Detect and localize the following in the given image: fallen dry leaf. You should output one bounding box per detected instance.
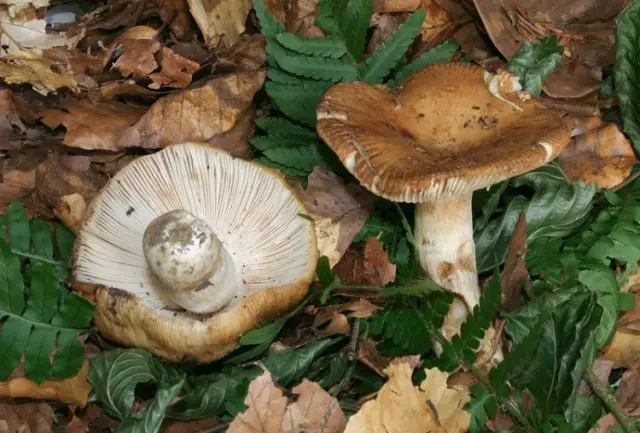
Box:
[311,298,380,339]
[228,370,346,433]
[0,169,36,212]
[282,379,347,433]
[187,0,252,48]
[119,70,266,157]
[373,0,421,12]
[333,237,396,286]
[472,0,628,99]
[0,402,53,433]
[296,168,374,268]
[159,0,197,41]
[98,79,170,100]
[0,48,78,95]
[600,331,640,369]
[114,39,161,79]
[54,193,87,233]
[558,123,638,189]
[149,47,200,89]
[42,48,102,77]
[41,100,144,151]
[265,0,323,36]
[616,368,640,411]
[419,0,453,44]
[344,363,471,433]
[161,417,220,433]
[0,88,26,145]
[0,360,92,405]
[214,34,266,73]
[501,211,528,312]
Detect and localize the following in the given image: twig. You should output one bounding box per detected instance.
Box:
[584,368,639,433]
[612,169,640,192]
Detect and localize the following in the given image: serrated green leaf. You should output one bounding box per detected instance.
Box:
[255,117,317,140]
[276,33,347,58]
[359,10,426,84]
[390,40,459,86]
[266,80,331,126]
[341,0,372,61]
[0,239,24,315]
[0,316,30,380]
[268,41,358,81]
[252,0,285,38]
[263,338,340,387]
[262,145,326,174]
[24,326,56,384]
[506,35,563,95]
[52,330,85,378]
[315,0,344,35]
[504,290,602,414]
[55,224,75,263]
[475,163,596,273]
[24,262,58,323]
[615,0,640,150]
[465,384,497,433]
[30,220,53,260]
[250,135,308,151]
[239,316,288,346]
[7,201,29,255]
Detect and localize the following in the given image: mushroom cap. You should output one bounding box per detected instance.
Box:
[316,63,571,203]
[71,143,317,362]
[143,209,221,294]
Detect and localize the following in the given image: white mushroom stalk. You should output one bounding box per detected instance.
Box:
[143,209,242,314]
[414,194,480,319]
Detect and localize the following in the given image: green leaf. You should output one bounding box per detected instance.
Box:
[465,384,497,433]
[265,80,331,126]
[239,316,288,346]
[340,0,373,61]
[0,207,93,384]
[506,35,563,95]
[315,0,346,36]
[579,268,619,347]
[267,41,358,81]
[262,144,329,174]
[359,10,426,84]
[254,157,309,177]
[90,348,185,433]
[255,117,318,140]
[390,40,460,86]
[615,0,640,150]
[263,338,340,387]
[504,289,603,414]
[252,0,285,38]
[475,163,597,273]
[276,33,347,58]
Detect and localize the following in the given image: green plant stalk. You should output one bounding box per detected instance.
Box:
[585,368,639,433]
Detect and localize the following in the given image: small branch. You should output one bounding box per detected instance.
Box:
[585,368,639,433]
[612,170,640,192]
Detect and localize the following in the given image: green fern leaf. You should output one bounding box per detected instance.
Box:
[255,117,318,140]
[266,80,332,126]
[254,157,308,176]
[341,0,373,61]
[465,384,498,433]
[276,33,347,58]
[0,201,95,384]
[390,40,459,86]
[250,135,315,151]
[315,0,344,35]
[359,9,426,84]
[616,0,640,150]
[252,0,285,38]
[267,40,358,81]
[262,145,327,173]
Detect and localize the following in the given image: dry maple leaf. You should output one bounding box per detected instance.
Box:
[0,360,92,405]
[228,370,346,433]
[149,46,200,89]
[118,70,266,157]
[41,100,144,151]
[558,122,638,189]
[187,0,252,48]
[0,48,78,95]
[344,363,471,433]
[0,402,53,433]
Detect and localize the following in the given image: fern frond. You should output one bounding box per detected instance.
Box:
[276,33,347,58]
[262,145,328,173]
[252,0,285,38]
[255,117,318,140]
[341,0,373,61]
[250,136,307,151]
[267,40,358,81]
[315,0,344,36]
[265,81,332,126]
[254,157,309,177]
[359,9,426,84]
[390,40,460,86]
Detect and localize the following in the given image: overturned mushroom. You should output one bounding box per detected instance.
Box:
[71,143,317,362]
[316,63,571,333]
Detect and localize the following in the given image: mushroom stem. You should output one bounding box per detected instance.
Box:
[414,193,481,312]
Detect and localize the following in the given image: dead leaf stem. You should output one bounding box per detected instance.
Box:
[585,368,640,433]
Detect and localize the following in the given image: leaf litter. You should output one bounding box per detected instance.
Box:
[1,0,640,433]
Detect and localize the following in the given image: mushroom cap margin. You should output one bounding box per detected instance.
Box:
[316,63,572,203]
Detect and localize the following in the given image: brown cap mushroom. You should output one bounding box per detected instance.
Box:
[316,63,570,327]
[71,143,317,362]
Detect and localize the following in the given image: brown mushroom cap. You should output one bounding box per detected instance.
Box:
[316,63,571,203]
[71,143,317,363]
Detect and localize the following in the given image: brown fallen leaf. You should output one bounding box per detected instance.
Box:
[98,79,170,100]
[558,123,638,189]
[214,34,266,73]
[600,331,640,369]
[54,193,87,233]
[114,39,161,79]
[311,299,380,339]
[161,417,220,433]
[501,211,528,312]
[0,49,78,95]
[419,0,453,44]
[616,368,640,412]
[0,360,92,405]
[187,0,252,48]
[368,13,408,54]
[0,402,53,433]
[265,0,323,36]
[472,0,628,99]
[228,370,346,433]
[41,100,144,151]
[0,169,36,213]
[42,48,103,77]
[333,237,397,286]
[119,70,266,157]
[0,88,26,146]
[149,47,200,89]
[282,379,347,433]
[159,0,197,41]
[373,0,421,12]
[296,167,375,267]
[344,363,471,433]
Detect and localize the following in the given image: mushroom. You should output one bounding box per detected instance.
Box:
[316,63,571,333]
[71,143,317,362]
